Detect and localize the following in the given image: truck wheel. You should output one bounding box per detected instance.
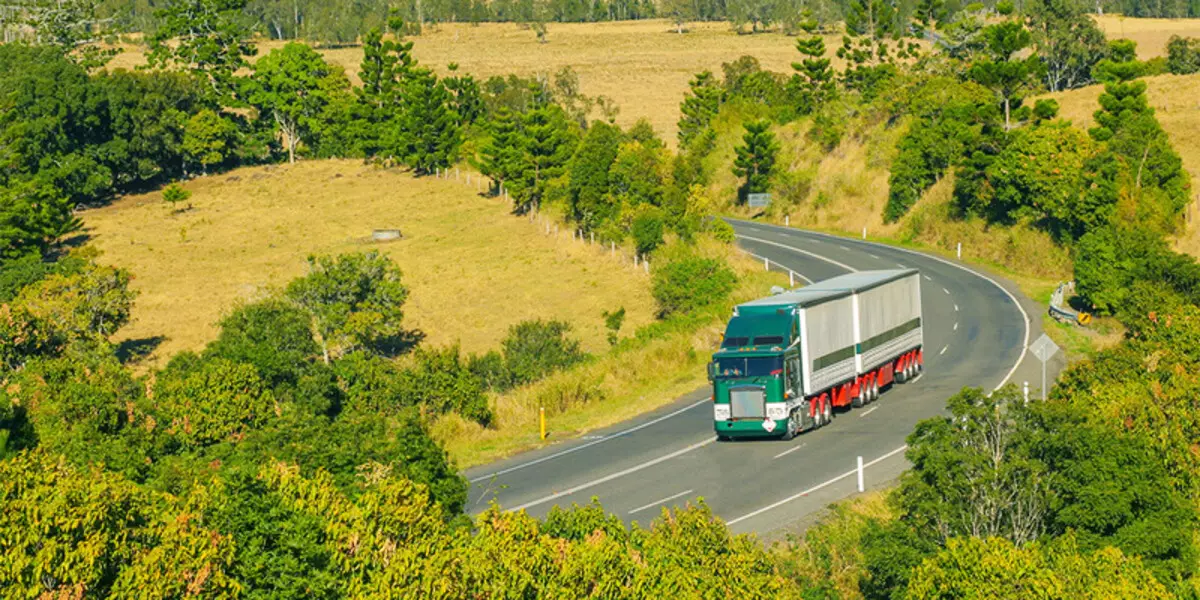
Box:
[782,411,798,441]
[870,380,880,402]
[852,393,864,409]
[823,399,833,424]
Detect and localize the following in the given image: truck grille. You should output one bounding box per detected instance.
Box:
[730,387,765,419]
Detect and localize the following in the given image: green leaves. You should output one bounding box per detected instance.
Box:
[651,253,737,319]
[245,43,352,163]
[732,119,779,202]
[155,356,276,449]
[146,0,256,105]
[285,252,410,363]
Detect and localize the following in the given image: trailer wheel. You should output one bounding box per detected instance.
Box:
[870,380,880,402]
[852,391,864,409]
[822,398,833,425]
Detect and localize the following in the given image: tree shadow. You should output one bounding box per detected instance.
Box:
[116,336,166,365]
[370,329,426,358]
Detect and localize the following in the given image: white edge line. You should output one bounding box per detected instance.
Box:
[628,489,696,515]
[942,287,950,294]
[954,322,959,331]
[923,275,932,281]
[940,346,948,355]
[737,234,859,273]
[468,398,708,483]
[731,220,1031,392]
[772,442,807,460]
[954,304,959,311]
[858,406,878,418]
[727,445,908,526]
[508,437,717,512]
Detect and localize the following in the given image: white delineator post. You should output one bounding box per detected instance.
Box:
[857,456,864,492]
[956,242,962,259]
[789,271,795,287]
[785,215,790,227]
[1023,381,1030,403]
[643,259,649,274]
[764,257,769,271]
[862,227,867,240]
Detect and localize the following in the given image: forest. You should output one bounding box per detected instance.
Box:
[2,0,1200,595]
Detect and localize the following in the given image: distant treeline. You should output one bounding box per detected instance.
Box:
[90,0,1200,44]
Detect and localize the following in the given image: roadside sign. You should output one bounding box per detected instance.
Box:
[1030,333,1059,363]
[1028,333,1059,400]
[748,193,772,208]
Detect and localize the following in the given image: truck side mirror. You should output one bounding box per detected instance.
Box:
[707,361,716,382]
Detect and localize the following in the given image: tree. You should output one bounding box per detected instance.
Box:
[285,252,410,363]
[732,120,779,203]
[246,42,351,164]
[6,259,136,360]
[651,254,737,318]
[479,107,525,195]
[205,298,322,390]
[182,109,234,175]
[677,71,723,147]
[146,0,256,104]
[512,102,577,214]
[400,345,492,425]
[567,120,623,231]
[966,22,1045,130]
[662,0,697,33]
[355,16,415,158]
[1027,0,1108,92]
[154,355,277,448]
[162,183,191,211]
[401,68,461,175]
[501,319,587,386]
[727,0,775,33]
[845,0,895,39]
[9,0,118,70]
[791,27,835,116]
[899,386,1047,547]
[1166,35,1200,74]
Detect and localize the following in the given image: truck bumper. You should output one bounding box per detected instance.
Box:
[714,418,787,439]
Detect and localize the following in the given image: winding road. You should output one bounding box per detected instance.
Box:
[463,220,1057,534]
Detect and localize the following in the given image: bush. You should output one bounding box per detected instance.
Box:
[651,254,737,318]
[162,183,191,209]
[631,207,666,255]
[401,345,492,426]
[709,218,737,244]
[1167,35,1200,74]
[501,319,587,388]
[153,355,277,449]
[206,299,321,390]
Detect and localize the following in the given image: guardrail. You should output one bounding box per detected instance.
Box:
[1049,281,1092,326]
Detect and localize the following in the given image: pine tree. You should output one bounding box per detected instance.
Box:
[402,69,461,176]
[512,103,577,214]
[791,24,835,115]
[966,22,1044,130]
[479,107,524,195]
[567,121,623,231]
[732,120,779,203]
[676,71,722,147]
[356,15,415,158]
[913,0,943,27]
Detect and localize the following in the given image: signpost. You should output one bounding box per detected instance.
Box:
[747,193,772,208]
[1029,333,1060,400]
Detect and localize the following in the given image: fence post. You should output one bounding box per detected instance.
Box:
[857,456,864,492]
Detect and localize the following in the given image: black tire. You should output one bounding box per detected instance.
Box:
[717,434,731,442]
[852,393,864,409]
[781,411,798,441]
[823,399,833,424]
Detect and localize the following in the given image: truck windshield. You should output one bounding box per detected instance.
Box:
[715,356,783,378]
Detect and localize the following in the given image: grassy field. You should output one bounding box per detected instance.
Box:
[1093,14,1200,57]
[108,20,847,145]
[84,160,657,366]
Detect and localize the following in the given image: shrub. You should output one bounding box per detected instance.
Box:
[206,299,320,390]
[153,355,276,448]
[501,320,587,387]
[631,207,666,255]
[162,183,191,210]
[651,254,737,318]
[401,345,492,426]
[709,218,737,244]
[1166,35,1200,74]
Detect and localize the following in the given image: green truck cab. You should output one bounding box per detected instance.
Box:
[708,289,848,440]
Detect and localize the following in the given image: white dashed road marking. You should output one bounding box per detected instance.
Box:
[773,443,808,460]
[940,346,948,355]
[628,489,695,515]
[859,406,878,418]
[943,287,950,294]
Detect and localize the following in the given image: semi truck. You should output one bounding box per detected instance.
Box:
[708,269,924,440]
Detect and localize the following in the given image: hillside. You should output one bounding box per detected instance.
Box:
[83,160,657,365]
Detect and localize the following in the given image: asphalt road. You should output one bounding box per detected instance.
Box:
[463,220,1059,534]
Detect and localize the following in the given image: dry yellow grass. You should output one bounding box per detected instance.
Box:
[83,159,656,365]
[1093,14,1200,58]
[106,20,846,144]
[1046,72,1200,256]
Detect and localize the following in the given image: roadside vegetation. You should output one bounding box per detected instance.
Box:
[4,0,1200,595]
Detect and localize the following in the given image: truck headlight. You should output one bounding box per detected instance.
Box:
[714,404,731,421]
